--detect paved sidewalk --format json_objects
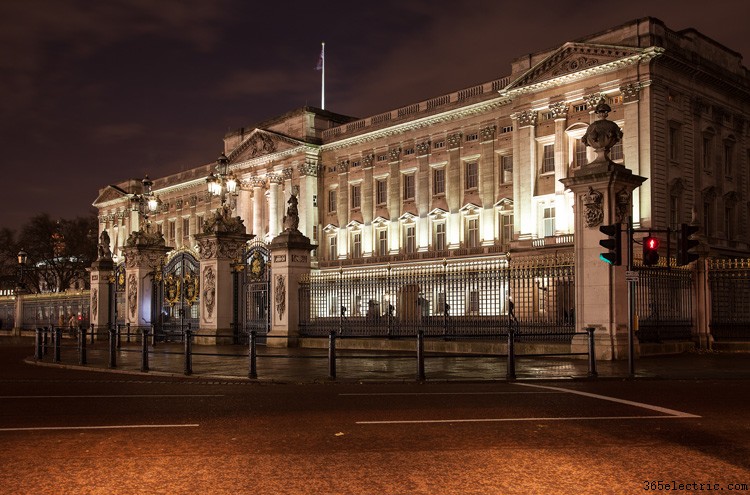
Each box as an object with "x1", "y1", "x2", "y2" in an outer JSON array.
[{"x1": 20, "y1": 336, "x2": 750, "y2": 383}]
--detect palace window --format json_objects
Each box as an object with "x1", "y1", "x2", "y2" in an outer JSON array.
[
  {"x1": 434, "y1": 222, "x2": 446, "y2": 251},
  {"x1": 465, "y1": 161, "x2": 478, "y2": 189},
  {"x1": 328, "y1": 189, "x2": 337, "y2": 213},
  {"x1": 542, "y1": 206, "x2": 555, "y2": 237},
  {"x1": 501, "y1": 126, "x2": 513, "y2": 133},
  {"x1": 403, "y1": 174, "x2": 415, "y2": 200},
  {"x1": 702, "y1": 135, "x2": 713, "y2": 172},
  {"x1": 724, "y1": 140, "x2": 735, "y2": 178},
  {"x1": 466, "y1": 218, "x2": 479, "y2": 248},
  {"x1": 433, "y1": 140, "x2": 445, "y2": 150},
  {"x1": 168, "y1": 220, "x2": 176, "y2": 243},
  {"x1": 376, "y1": 179, "x2": 387, "y2": 205},
  {"x1": 669, "y1": 196, "x2": 680, "y2": 230},
  {"x1": 610, "y1": 140, "x2": 623, "y2": 161},
  {"x1": 500, "y1": 213, "x2": 514, "y2": 245},
  {"x1": 466, "y1": 133, "x2": 478, "y2": 142},
  {"x1": 350, "y1": 185, "x2": 361, "y2": 209},
  {"x1": 196, "y1": 215, "x2": 204, "y2": 233},
  {"x1": 500, "y1": 155, "x2": 513, "y2": 184},
  {"x1": 404, "y1": 225, "x2": 416, "y2": 254},
  {"x1": 573, "y1": 103, "x2": 587, "y2": 113},
  {"x1": 377, "y1": 229, "x2": 388, "y2": 256},
  {"x1": 433, "y1": 168, "x2": 445, "y2": 195},
  {"x1": 541, "y1": 144, "x2": 555, "y2": 173},
  {"x1": 328, "y1": 235, "x2": 338, "y2": 260},
  {"x1": 574, "y1": 139, "x2": 587, "y2": 167},
  {"x1": 725, "y1": 206, "x2": 735, "y2": 240},
  {"x1": 404, "y1": 148, "x2": 415, "y2": 156},
  {"x1": 468, "y1": 291, "x2": 480, "y2": 315},
  {"x1": 377, "y1": 153, "x2": 387, "y2": 162},
  {"x1": 351, "y1": 232, "x2": 362, "y2": 258},
  {"x1": 182, "y1": 218, "x2": 190, "y2": 242},
  {"x1": 703, "y1": 201, "x2": 713, "y2": 237},
  {"x1": 669, "y1": 124, "x2": 681, "y2": 161}
]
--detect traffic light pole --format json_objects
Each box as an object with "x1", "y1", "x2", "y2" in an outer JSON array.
[{"x1": 627, "y1": 216, "x2": 635, "y2": 378}]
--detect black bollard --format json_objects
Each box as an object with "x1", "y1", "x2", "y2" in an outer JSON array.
[
  {"x1": 115, "y1": 324, "x2": 122, "y2": 350},
  {"x1": 506, "y1": 325, "x2": 516, "y2": 381},
  {"x1": 328, "y1": 330, "x2": 336, "y2": 380},
  {"x1": 184, "y1": 328, "x2": 193, "y2": 375},
  {"x1": 416, "y1": 329, "x2": 425, "y2": 382},
  {"x1": 249, "y1": 330, "x2": 257, "y2": 379},
  {"x1": 108, "y1": 326, "x2": 117, "y2": 369},
  {"x1": 42, "y1": 327, "x2": 49, "y2": 356},
  {"x1": 53, "y1": 327, "x2": 61, "y2": 363},
  {"x1": 79, "y1": 326, "x2": 87, "y2": 365},
  {"x1": 586, "y1": 327, "x2": 598, "y2": 377},
  {"x1": 90, "y1": 324, "x2": 95, "y2": 344},
  {"x1": 141, "y1": 327, "x2": 149, "y2": 372},
  {"x1": 126, "y1": 322, "x2": 131, "y2": 343},
  {"x1": 35, "y1": 328, "x2": 43, "y2": 360}
]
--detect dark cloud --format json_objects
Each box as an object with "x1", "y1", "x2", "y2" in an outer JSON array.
[{"x1": 0, "y1": 0, "x2": 747, "y2": 230}]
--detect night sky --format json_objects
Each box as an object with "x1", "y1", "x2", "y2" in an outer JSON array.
[{"x1": 2, "y1": 0, "x2": 748, "y2": 231}]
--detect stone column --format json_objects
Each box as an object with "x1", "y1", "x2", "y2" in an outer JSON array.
[
  {"x1": 194, "y1": 207, "x2": 253, "y2": 344},
  {"x1": 251, "y1": 177, "x2": 265, "y2": 238},
  {"x1": 551, "y1": 102, "x2": 571, "y2": 234},
  {"x1": 446, "y1": 132, "x2": 462, "y2": 248},
  {"x1": 268, "y1": 174, "x2": 283, "y2": 238},
  {"x1": 268, "y1": 194, "x2": 313, "y2": 347},
  {"x1": 513, "y1": 110, "x2": 537, "y2": 239},
  {"x1": 298, "y1": 157, "x2": 320, "y2": 241},
  {"x1": 560, "y1": 101, "x2": 646, "y2": 360},
  {"x1": 479, "y1": 126, "x2": 496, "y2": 245}
]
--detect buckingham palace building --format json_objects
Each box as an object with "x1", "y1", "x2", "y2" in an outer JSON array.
[{"x1": 92, "y1": 17, "x2": 750, "y2": 354}]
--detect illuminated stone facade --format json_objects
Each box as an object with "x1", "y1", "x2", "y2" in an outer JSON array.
[{"x1": 94, "y1": 17, "x2": 750, "y2": 271}]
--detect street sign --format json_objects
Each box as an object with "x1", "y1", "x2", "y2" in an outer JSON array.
[{"x1": 625, "y1": 270, "x2": 639, "y2": 282}]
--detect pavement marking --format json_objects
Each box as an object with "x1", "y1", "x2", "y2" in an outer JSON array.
[
  {"x1": 356, "y1": 415, "x2": 697, "y2": 425},
  {"x1": 340, "y1": 392, "x2": 560, "y2": 396},
  {"x1": 0, "y1": 394, "x2": 224, "y2": 399},
  {"x1": 514, "y1": 383, "x2": 701, "y2": 418},
  {"x1": 0, "y1": 424, "x2": 200, "y2": 432}
]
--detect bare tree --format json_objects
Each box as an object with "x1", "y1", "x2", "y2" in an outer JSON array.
[{"x1": 17, "y1": 214, "x2": 97, "y2": 293}]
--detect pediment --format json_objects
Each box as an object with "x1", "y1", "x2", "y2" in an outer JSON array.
[
  {"x1": 505, "y1": 43, "x2": 648, "y2": 91},
  {"x1": 93, "y1": 185, "x2": 128, "y2": 206},
  {"x1": 228, "y1": 129, "x2": 305, "y2": 163}
]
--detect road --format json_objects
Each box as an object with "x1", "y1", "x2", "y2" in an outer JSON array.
[{"x1": 0, "y1": 344, "x2": 748, "y2": 494}]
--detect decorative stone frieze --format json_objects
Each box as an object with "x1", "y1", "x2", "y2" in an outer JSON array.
[
  {"x1": 250, "y1": 176, "x2": 267, "y2": 187},
  {"x1": 298, "y1": 161, "x2": 319, "y2": 177},
  {"x1": 447, "y1": 133, "x2": 462, "y2": 149},
  {"x1": 584, "y1": 92, "x2": 603, "y2": 109},
  {"x1": 267, "y1": 173, "x2": 284, "y2": 185},
  {"x1": 515, "y1": 110, "x2": 537, "y2": 127},
  {"x1": 480, "y1": 125, "x2": 496, "y2": 142},
  {"x1": 127, "y1": 273, "x2": 137, "y2": 318},
  {"x1": 275, "y1": 274, "x2": 286, "y2": 319},
  {"x1": 548, "y1": 101, "x2": 569, "y2": 119},
  {"x1": 416, "y1": 141, "x2": 431, "y2": 156},
  {"x1": 619, "y1": 83, "x2": 641, "y2": 103}
]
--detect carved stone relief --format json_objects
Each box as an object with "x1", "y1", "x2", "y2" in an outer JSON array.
[
  {"x1": 615, "y1": 188, "x2": 631, "y2": 224},
  {"x1": 582, "y1": 186, "x2": 604, "y2": 228},
  {"x1": 202, "y1": 266, "x2": 216, "y2": 320},
  {"x1": 127, "y1": 273, "x2": 137, "y2": 319},
  {"x1": 275, "y1": 274, "x2": 286, "y2": 320},
  {"x1": 91, "y1": 288, "x2": 98, "y2": 320}
]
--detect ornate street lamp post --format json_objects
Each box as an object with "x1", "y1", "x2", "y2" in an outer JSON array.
[
  {"x1": 130, "y1": 175, "x2": 162, "y2": 230},
  {"x1": 206, "y1": 153, "x2": 239, "y2": 209},
  {"x1": 16, "y1": 249, "x2": 27, "y2": 294}
]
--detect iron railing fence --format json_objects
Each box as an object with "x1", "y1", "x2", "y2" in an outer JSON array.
[
  {"x1": 20, "y1": 292, "x2": 90, "y2": 332},
  {"x1": 0, "y1": 297, "x2": 14, "y2": 330},
  {"x1": 299, "y1": 253, "x2": 575, "y2": 342},
  {"x1": 708, "y1": 258, "x2": 750, "y2": 340},
  {"x1": 633, "y1": 258, "x2": 694, "y2": 342}
]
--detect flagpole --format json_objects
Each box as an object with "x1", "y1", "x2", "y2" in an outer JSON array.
[{"x1": 321, "y1": 42, "x2": 325, "y2": 110}]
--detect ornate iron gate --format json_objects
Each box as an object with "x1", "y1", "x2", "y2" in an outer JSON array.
[
  {"x1": 154, "y1": 250, "x2": 200, "y2": 341},
  {"x1": 235, "y1": 240, "x2": 271, "y2": 344}
]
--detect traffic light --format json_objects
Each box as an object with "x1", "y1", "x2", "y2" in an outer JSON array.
[
  {"x1": 642, "y1": 236, "x2": 660, "y2": 266},
  {"x1": 677, "y1": 223, "x2": 700, "y2": 265},
  {"x1": 599, "y1": 223, "x2": 621, "y2": 266}
]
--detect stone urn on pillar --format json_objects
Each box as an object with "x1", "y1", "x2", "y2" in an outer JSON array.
[
  {"x1": 194, "y1": 205, "x2": 254, "y2": 344},
  {"x1": 268, "y1": 192, "x2": 314, "y2": 347},
  {"x1": 560, "y1": 99, "x2": 646, "y2": 360}
]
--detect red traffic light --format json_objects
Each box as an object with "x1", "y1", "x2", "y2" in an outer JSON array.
[{"x1": 643, "y1": 236, "x2": 660, "y2": 266}]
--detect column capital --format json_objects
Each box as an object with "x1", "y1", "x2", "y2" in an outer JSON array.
[
  {"x1": 267, "y1": 173, "x2": 284, "y2": 185},
  {"x1": 513, "y1": 110, "x2": 537, "y2": 127}
]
